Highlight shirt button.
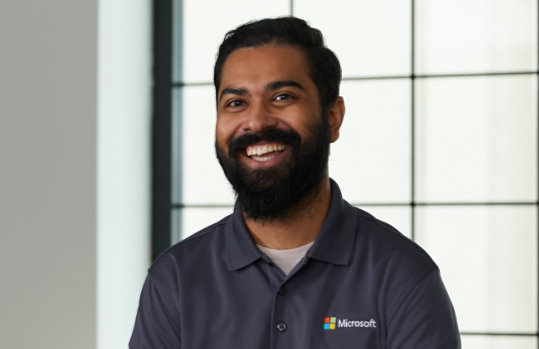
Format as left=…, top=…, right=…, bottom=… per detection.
left=276, top=322, right=287, bottom=332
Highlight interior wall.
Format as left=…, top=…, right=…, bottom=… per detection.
left=0, top=1, right=151, bottom=348
left=0, top=1, right=98, bottom=348
left=97, top=0, right=151, bottom=348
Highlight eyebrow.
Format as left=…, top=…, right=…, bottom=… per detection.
left=219, top=87, right=247, bottom=102
left=219, top=80, right=306, bottom=102
left=266, top=80, right=305, bottom=92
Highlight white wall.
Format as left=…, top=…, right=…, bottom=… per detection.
left=0, top=1, right=151, bottom=348
left=97, top=1, right=151, bottom=348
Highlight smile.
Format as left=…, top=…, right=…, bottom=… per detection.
left=245, top=143, right=286, bottom=162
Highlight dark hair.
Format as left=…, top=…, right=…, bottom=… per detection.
left=213, top=17, right=342, bottom=115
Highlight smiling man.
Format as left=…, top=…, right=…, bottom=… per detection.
left=130, top=17, right=461, bottom=348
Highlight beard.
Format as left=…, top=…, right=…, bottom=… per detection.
left=215, top=118, right=330, bottom=221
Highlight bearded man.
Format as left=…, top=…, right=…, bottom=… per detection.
left=130, top=17, right=461, bottom=348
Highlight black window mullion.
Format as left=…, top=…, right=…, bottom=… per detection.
left=151, top=0, right=173, bottom=260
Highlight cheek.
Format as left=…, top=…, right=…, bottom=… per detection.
left=289, top=108, right=322, bottom=138
left=215, top=118, right=235, bottom=149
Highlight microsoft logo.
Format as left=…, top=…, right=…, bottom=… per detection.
left=323, top=317, right=337, bottom=330
left=324, top=316, right=377, bottom=330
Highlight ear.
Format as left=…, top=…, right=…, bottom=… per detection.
left=328, top=96, right=345, bottom=143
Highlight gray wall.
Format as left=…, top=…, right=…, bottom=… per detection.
left=0, top=1, right=151, bottom=348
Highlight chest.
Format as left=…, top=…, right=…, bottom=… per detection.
left=178, top=260, right=387, bottom=348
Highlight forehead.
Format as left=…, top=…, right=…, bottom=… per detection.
left=219, top=45, right=313, bottom=90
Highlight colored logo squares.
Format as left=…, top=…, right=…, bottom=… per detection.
left=324, top=316, right=337, bottom=330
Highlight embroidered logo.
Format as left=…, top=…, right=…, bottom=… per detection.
left=324, top=316, right=377, bottom=330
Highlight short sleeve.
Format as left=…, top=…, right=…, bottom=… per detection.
left=386, top=269, right=461, bottom=348
left=129, top=273, right=181, bottom=348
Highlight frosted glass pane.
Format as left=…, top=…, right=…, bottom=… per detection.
left=294, top=1, right=410, bottom=77
left=415, top=75, right=537, bottom=202
left=357, top=206, right=411, bottom=239
left=180, top=0, right=290, bottom=82
left=172, top=207, right=233, bottom=243
left=330, top=80, right=411, bottom=203
left=461, top=335, right=537, bottom=349
left=175, top=86, right=236, bottom=205
left=416, top=0, right=538, bottom=74
left=416, top=206, right=537, bottom=333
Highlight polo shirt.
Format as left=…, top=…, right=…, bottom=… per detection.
left=130, top=180, right=461, bottom=348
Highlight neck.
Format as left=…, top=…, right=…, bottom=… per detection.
left=244, top=176, right=332, bottom=249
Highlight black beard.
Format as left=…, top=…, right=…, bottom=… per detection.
left=215, top=119, right=330, bottom=221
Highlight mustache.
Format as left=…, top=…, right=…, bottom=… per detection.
left=228, top=128, right=301, bottom=156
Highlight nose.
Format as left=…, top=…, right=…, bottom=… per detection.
left=241, top=101, right=278, bottom=133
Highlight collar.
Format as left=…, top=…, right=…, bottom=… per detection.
left=225, top=179, right=358, bottom=271
left=306, top=179, right=357, bottom=265
left=224, top=203, right=264, bottom=271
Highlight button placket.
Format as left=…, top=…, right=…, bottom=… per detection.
left=270, top=284, right=289, bottom=348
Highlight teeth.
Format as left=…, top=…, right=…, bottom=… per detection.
left=246, top=144, right=286, bottom=157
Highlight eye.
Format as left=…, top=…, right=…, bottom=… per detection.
left=226, top=99, right=246, bottom=108
left=274, top=93, right=295, bottom=102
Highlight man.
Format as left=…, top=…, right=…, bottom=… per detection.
left=130, top=17, right=460, bottom=348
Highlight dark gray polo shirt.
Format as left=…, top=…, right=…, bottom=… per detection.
left=130, top=180, right=460, bottom=348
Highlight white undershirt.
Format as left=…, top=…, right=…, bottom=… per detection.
left=257, top=241, right=314, bottom=275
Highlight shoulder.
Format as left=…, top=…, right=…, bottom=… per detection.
left=148, top=214, right=232, bottom=278
left=349, top=205, right=447, bottom=307
left=351, top=205, right=438, bottom=280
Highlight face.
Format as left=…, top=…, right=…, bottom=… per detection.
left=215, top=45, right=339, bottom=220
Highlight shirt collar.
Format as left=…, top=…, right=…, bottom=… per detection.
left=307, top=179, right=357, bottom=265
left=224, top=179, right=358, bottom=271
left=225, top=203, right=264, bottom=271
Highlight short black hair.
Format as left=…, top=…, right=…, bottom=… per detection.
left=213, top=17, right=342, bottom=115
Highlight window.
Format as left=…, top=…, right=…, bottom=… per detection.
left=153, top=0, right=538, bottom=346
